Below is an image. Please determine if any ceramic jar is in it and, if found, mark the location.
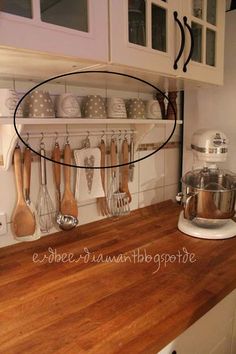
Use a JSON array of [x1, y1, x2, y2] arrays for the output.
[[127, 98, 146, 119], [107, 97, 127, 118], [25, 90, 55, 118], [0, 89, 23, 117], [83, 95, 107, 118], [55, 93, 81, 118]]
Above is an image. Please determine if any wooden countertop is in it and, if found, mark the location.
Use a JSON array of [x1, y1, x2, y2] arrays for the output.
[[0, 200, 236, 354]]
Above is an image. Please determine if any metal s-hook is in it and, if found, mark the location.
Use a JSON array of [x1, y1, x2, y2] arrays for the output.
[[40, 132, 45, 148], [83, 130, 91, 148], [111, 130, 115, 141], [65, 126, 70, 144], [26, 132, 30, 144], [101, 130, 105, 141], [55, 131, 59, 143]]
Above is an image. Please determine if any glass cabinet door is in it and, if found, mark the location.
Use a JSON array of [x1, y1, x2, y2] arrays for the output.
[[191, 0, 217, 67], [128, 0, 169, 54], [40, 0, 89, 32], [0, 0, 32, 18]]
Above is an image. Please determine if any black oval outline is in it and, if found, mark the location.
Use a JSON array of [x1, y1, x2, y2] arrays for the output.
[[13, 70, 177, 169]]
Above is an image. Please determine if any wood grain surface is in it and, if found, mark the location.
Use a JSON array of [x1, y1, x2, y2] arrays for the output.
[[1, 200, 236, 354]]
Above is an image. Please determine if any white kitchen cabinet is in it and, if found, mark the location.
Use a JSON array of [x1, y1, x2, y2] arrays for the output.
[[158, 290, 236, 354], [109, 0, 226, 85], [0, 0, 108, 62], [181, 0, 225, 85]]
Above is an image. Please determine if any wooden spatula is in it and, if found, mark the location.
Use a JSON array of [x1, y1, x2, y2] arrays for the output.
[[97, 139, 109, 216], [61, 143, 78, 218], [12, 146, 36, 237]]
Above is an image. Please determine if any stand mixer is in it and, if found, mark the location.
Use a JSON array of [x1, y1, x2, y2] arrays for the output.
[[178, 129, 236, 239]]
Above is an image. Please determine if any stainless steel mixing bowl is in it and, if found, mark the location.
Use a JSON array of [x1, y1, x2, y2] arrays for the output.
[[181, 167, 236, 226]]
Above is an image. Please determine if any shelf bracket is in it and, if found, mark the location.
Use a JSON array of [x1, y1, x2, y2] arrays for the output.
[[131, 123, 156, 150], [0, 124, 23, 170]]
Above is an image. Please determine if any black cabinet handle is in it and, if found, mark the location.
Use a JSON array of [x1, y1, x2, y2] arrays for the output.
[[173, 11, 185, 70], [183, 16, 194, 72]]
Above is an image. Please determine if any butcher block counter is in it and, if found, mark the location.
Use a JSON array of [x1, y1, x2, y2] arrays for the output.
[[0, 200, 236, 354]]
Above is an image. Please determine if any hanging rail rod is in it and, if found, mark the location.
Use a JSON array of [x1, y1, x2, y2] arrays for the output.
[[21, 129, 137, 140]]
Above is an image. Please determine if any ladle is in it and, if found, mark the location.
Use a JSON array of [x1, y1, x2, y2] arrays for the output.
[[52, 141, 78, 231]]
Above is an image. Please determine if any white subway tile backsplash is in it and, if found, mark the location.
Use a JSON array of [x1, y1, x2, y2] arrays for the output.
[[139, 187, 164, 208], [164, 148, 180, 186], [165, 124, 181, 142], [164, 183, 179, 202], [139, 150, 165, 191], [141, 125, 165, 144]]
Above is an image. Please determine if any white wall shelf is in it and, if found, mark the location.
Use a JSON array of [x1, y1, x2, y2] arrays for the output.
[[0, 118, 183, 125], [0, 118, 183, 171]]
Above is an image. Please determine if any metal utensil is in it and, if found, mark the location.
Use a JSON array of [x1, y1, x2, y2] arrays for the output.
[[23, 146, 40, 239], [97, 139, 109, 216], [108, 138, 129, 216], [52, 141, 78, 231], [36, 142, 55, 233], [121, 137, 132, 203], [12, 146, 36, 238], [129, 133, 135, 182]]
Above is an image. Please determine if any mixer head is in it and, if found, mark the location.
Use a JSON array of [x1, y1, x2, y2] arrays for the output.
[[191, 129, 228, 164]]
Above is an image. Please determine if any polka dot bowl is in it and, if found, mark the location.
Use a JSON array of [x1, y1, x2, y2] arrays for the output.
[[25, 90, 55, 118], [83, 95, 107, 119], [127, 98, 146, 119]]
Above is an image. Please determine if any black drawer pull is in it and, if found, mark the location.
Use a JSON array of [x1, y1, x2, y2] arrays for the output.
[[183, 16, 194, 72], [173, 11, 185, 70]]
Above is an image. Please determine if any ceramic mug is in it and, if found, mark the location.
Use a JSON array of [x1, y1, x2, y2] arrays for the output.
[[25, 90, 55, 118], [55, 93, 81, 118], [107, 97, 127, 118], [0, 89, 23, 117], [83, 95, 107, 119], [127, 98, 146, 119], [146, 99, 162, 119]]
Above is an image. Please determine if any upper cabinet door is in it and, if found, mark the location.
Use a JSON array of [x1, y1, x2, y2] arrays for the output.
[[109, 0, 183, 76], [181, 0, 225, 85], [0, 0, 108, 62]]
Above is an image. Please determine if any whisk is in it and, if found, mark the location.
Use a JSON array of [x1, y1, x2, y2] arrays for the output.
[[36, 141, 55, 233]]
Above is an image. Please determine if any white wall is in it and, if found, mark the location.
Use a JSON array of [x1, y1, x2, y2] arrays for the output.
[[183, 11, 236, 173], [0, 79, 181, 247]]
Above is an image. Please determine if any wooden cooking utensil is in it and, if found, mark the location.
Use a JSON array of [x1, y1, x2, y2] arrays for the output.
[[52, 142, 61, 212], [121, 138, 132, 203], [97, 139, 109, 216], [61, 143, 78, 218], [12, 146, 36, 237], [23, 147, 32, 205]]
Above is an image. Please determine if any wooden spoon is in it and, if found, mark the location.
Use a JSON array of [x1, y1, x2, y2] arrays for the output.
[[61, 143, 78, 218], [12, 147, 36, 237], [121, 139, 132, 203], [97, 139, 109, 216]]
